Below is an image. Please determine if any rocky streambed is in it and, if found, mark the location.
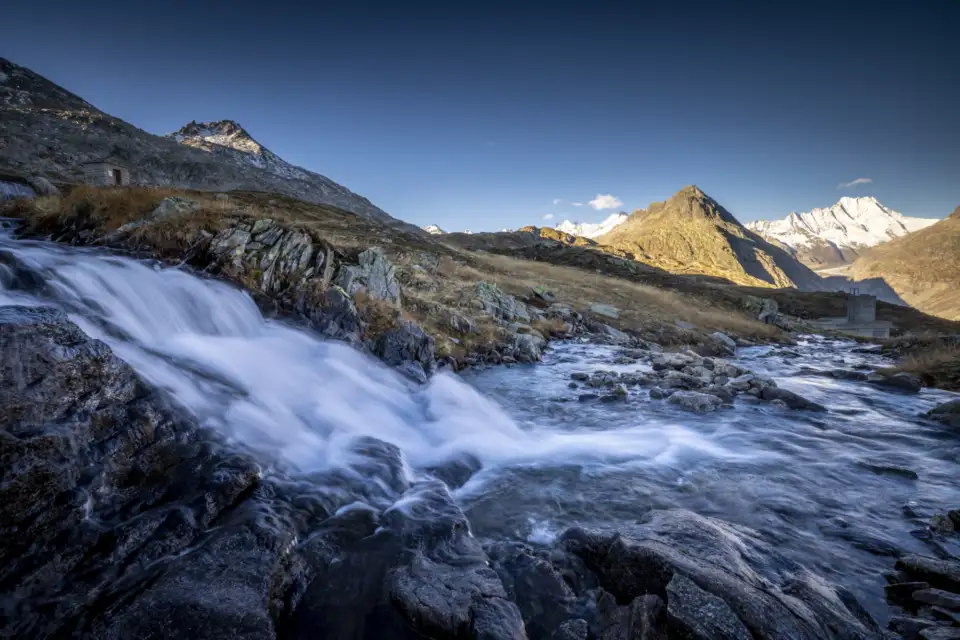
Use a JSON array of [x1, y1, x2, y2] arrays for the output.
[[2, 224, 960, 639]]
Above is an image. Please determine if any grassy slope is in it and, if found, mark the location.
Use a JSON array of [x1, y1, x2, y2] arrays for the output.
[[6, 187, 787, 356], [852, 207, 960, 320], [597, 186, 823, 289]]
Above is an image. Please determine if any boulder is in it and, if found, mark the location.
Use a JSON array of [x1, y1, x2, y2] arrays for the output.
[[927, 400, 960, 429], [337, 247, 401, 306], [760, 387, 827, 412], [668, 390, 723, 413], [561, 509, 882, 639], [868, 372, 922, 393], [757, 298, 779, 324], [374, 320, 437, 377], [710, 331, 737, 356], [26, 175, 59, 196], [511, 332, 546, 363]]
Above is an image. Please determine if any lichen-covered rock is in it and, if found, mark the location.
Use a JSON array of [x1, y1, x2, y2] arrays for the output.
[[472, 281, 531, 323], [336, 247, 401, 306]]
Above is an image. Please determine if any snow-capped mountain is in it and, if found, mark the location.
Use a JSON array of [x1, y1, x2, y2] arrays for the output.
[[555, 212, 628, 239], [423, 224, 445, 235], [747, 197, 939, 268], [168, 120, 313, 181]]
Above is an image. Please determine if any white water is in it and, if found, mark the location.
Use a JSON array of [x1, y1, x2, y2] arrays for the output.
[[0, 223, 719, 474], [2, 221, 959, 620]]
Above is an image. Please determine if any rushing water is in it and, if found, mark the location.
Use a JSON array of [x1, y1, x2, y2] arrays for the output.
[[1, 220, 958, 622]]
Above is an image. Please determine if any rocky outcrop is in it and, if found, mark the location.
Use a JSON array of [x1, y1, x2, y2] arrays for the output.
[[470, 282, 532, 323], [885, 554, 960, 639], [336, 247, 402, 306]]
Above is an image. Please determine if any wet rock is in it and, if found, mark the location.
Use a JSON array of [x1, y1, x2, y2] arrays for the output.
[[561, 509, 882, 639], [927, 400, 960, 429], [895, 556, 960, 592], [703, 385, 735, 404], [337, 247, 401, 305], [912, 588, 960, 609], [919, 626, 960, 639], [930, 514, 955, 535], [26, 175, 59, 196], [395, 360, 428, 383], [827, 369, 870, 382], [710, 331, 737, 356], [374, 320, 437, 377], [427, 453, 483, 490], [868, 372, 922, 393], [596, 589, 667, 640], [570, 372, 590, 382], [726, 373, 755, 392], [649, 387, 670, 400], [885, 581, 930, 607], [856, 460, 919, 480], [888, 615, 937, 639], [668, 390, 723, 413], [552, 618, 588, 639], [760, 387, 827, 412], [666, 573, 751, 639], [309, 285, 362, 345], [579, 393, 599, 402]]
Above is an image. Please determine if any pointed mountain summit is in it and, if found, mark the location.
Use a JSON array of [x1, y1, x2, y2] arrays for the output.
[[0, 57, 417, 231], [598, 186, 822, 289], [747, 196, 939, 268]]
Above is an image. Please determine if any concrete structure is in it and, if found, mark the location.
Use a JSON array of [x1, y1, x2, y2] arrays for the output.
[[81, 158, 131, 187], [813, 291, 893, 339]]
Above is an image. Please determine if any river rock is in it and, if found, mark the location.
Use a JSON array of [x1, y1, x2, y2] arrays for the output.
[[665, 573, 751, 639], [760, 387, 827, 412], [710, 331, 737, 356], [511, 332, 546, 363], [374, 319, 437, 376], [868, 372, 923, 393], [336, 247, 401, 306], [927, 400, 960, 429], [896, 556, 960, 592], [668, 390, 723, 413], [561, 509, 882, 639]]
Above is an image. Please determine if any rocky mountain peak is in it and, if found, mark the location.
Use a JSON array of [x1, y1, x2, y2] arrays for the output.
[[0, 57, 97, 112], [170, 119, 264, 156]]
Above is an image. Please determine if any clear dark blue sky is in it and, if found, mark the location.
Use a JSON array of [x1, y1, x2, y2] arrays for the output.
[[4, 0, 958, 230]]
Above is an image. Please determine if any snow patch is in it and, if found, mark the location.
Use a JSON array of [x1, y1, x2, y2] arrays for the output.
[[424, 224, 445, 235], [555, 212, 628, 239]]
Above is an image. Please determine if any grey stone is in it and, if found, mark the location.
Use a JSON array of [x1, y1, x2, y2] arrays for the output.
[[912, 588, 960, 610], [868, 372, 922, 393], [473, 282, 531, 323], [590, 303, 620, 319], [927, 399, 960, 428], [760, 387, 827, 412], [666, 573, 751, 639], [562, 509, 882, 640], [896, 556, 960, 592], [374, 320, 437, 376], [668, 390, 723, 413], [552, 618, 588, 639], [710, 331, 737, 356], [337, 247, 401, 306], [758, 298, 779, 324]]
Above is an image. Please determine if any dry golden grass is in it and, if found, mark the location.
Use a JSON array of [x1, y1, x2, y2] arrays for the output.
[[888, 346, 960, 391], [7, 185, 784, 351]]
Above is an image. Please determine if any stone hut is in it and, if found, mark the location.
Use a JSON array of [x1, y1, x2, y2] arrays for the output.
[[81, 157, 131, 187]]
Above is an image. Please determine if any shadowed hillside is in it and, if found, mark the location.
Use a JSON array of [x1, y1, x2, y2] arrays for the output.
[[852, 206, 960, 320]]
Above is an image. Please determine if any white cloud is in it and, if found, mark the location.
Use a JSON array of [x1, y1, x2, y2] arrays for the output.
[[571, 202, 584, 207], [542, 213, 554, 220], [589, 194, 623, 210], [837, 177, 872, 189], [552, 198, 562, 205]]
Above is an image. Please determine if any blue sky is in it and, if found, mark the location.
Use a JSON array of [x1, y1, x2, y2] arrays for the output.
[[4, 0, 958, 231]]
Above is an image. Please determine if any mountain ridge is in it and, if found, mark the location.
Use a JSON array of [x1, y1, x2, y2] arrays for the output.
[[0, 57, 418, 232], [747, 196, 938, 269]]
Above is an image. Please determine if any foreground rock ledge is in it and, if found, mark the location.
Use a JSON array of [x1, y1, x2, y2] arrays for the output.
[[1, 305, 883, 639]]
